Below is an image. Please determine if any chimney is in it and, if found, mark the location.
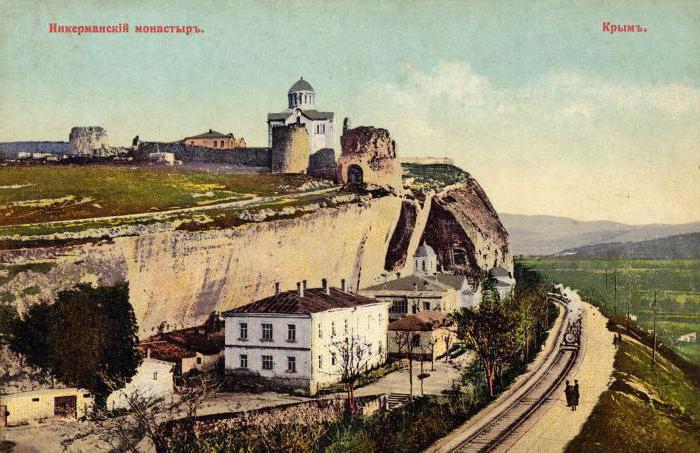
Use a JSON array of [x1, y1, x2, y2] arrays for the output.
[[274, 282, 280, 295], [146, 347, 151, 359], [297, 282, 304, 298], [303, 280, 307, 291], [322, 278, 329, 295], [413, 283, 418, 292], [341, 279, 346, 292]]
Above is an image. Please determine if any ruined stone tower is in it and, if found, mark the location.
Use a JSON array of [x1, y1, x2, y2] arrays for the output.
[[68, 126, 109, 156], [337, 126, 403, 194], [271, 123, 311, 173]]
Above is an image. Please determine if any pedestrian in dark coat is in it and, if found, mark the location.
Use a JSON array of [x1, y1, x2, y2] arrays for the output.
[[565, 380, 573, 409], [573, 379, 580, 411]]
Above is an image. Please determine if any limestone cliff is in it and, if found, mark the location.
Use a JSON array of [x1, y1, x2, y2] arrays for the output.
[[0, 166, 511, 336]]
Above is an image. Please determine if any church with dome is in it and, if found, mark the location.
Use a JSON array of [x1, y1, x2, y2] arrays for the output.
[[267, 78, 335, 154]]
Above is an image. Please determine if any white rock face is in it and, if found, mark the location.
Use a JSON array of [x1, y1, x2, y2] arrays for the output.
[[68, 126, 109, 156]]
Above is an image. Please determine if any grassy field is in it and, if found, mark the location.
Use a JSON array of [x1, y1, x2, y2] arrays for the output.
[[566, 338, 700, 452], [0, 165, 321, 227], [518, 258, 700, 365]]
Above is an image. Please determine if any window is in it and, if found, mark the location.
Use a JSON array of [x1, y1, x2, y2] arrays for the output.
[[390, 299, 408, 314], [331, 352, 337, 366], [331, 321, 336, 337], [422, 261, 426, 271], [412, 304, 418, 314], [32, 397, 40, 402], [318, 355, 323, 369], [240, 354, 248, 369], [287, 324, 296, 342], [423, 302, 430, 311], [213, 141, 217, 148], [220, 140, 224, 148], [287, 356, 296, 373], [262, 323, 273, 341], [344, 319, 348, 334], [412, 334, 421, 347], [318, 322, 322, 338], [262, 355, 273, 370], [196, 357, 202, 365], [378, 341, 383, 356], [239, 323, 248, 340], [83, 393, 91, 398], [153, 372, 158, 380]]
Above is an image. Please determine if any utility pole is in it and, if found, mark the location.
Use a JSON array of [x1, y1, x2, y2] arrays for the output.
[[652, 290, 657, 365], [614, 270, 618, 315]]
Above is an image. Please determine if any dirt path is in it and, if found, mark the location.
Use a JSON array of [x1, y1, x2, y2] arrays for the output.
[[506, 294, 616, 452]]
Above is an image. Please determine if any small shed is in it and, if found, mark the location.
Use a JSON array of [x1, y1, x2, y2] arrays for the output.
[[0, 388, 93, 427]]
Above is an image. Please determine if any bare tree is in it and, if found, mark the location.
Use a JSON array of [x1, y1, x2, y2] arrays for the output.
[[423, 334, 439, 371], [391, 330, 418, 397], [71, 373, 219, 453], [443, 328, 455, 362], [328, 335, 373, 414]]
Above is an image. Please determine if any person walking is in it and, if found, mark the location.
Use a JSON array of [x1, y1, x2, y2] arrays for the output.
[[573, 379, 580, 411], [565, 380, 573, 410]]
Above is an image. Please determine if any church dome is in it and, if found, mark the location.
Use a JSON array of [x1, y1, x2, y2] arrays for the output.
[[288, 78, 314, 93], [287, 78, 316, 110], [415, 242, 436, 257]]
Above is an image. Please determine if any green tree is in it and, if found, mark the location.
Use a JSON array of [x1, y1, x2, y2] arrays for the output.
[[451, 304, 517, 397], [10, 301, 54, 371], [11, 283, 141, 406], [0, 303, 19, 346]]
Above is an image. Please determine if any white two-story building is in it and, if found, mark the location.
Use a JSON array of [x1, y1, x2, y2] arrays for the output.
[[223, 280, 390, 395]]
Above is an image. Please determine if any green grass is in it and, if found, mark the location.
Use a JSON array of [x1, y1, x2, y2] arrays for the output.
[[401, 163, 469, 191], [518, 258, 700, 364], [0, 165, 321, 226], [566, 339, 700, 452]]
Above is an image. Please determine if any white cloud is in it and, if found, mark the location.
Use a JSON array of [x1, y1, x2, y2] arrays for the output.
[[358, 61, 700, 224]]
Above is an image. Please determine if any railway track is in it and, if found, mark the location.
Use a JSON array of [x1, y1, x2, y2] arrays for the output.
[[448, 292, 583, 453]]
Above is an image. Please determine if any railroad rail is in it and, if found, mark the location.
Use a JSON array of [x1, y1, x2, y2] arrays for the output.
[[447, 292, 583, 452]]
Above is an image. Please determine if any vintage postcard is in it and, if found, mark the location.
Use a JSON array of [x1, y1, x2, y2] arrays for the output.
[[0, 1, 698, 452]]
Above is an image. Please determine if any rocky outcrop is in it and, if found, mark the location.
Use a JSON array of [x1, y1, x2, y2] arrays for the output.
[[69, 126, 109, 156], [271, 124, 310, 174], [338, 127, 403, 193], [426, 177, 511, 275]]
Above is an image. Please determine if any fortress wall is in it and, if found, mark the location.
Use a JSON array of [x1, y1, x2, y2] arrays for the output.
[[137, 142, 272, 167]]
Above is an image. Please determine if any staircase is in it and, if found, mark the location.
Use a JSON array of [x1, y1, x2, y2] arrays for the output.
[[387, 393, 412, 409]]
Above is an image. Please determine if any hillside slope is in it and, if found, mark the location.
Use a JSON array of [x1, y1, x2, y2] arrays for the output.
[[567, 337, 700, 452], [560, 232, 700, 259], [500, 213, 700, 256]]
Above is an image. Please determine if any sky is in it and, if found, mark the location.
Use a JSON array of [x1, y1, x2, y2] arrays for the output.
[[1, 0, 698, 224]]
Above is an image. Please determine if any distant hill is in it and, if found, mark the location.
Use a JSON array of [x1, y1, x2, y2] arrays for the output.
[[500, 213, 700, 256], [559, 232, 700, 259]]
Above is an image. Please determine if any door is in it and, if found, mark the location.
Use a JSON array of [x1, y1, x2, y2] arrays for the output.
[[54, 395, 77, 419]]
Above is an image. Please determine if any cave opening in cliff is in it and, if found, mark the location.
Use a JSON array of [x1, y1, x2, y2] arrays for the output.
[[420, 202, 480, 277]]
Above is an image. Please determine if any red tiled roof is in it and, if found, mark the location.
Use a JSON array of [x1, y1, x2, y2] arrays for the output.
[[388, 315, 434, 332], [223, 287, 381, 315], [139, 320, 224, 362], [138, 340, 195, 362]]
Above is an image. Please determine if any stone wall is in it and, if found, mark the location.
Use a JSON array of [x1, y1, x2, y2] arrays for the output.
[[136, 142, 272, 168], [0, 142, 70, 159], [271, 124, 311, 173], [307, 148, 337, 180]]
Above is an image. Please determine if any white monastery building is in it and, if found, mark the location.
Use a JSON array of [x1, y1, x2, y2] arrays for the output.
[[490, 265, 516, 298], [267, 78, 335, 153], [361, 242, 480, 319], [223, 279, 389, 395]]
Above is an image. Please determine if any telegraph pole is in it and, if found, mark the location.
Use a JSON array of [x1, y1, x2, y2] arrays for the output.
[[652, 290, 657, 365], [614, 270, 618, 315]]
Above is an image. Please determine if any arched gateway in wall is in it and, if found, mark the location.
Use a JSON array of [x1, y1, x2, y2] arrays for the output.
[[347, 164, 364, 184]]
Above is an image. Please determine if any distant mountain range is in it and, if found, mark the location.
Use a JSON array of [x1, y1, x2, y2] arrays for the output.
[[500, 213, 700, 256], [557, 232, 700, 259]]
